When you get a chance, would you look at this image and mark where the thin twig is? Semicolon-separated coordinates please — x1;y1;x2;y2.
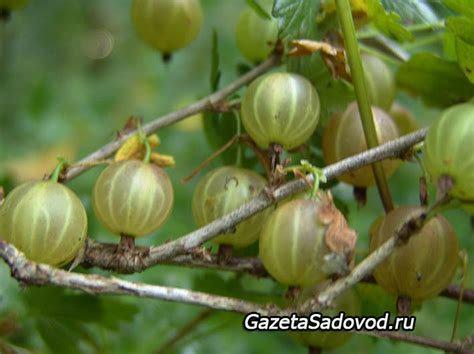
63;54;280;181
358;330;472;354
181;135;239;184
155;309;213;354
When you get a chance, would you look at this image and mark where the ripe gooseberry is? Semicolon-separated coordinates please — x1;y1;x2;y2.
241;72;320;150
131;0;203;58
290;286;361;350
322;102;401;187
362;53;395;111
0;180;87;266
370;205;459;301
235;0;278;63
259;192;356;287
192;166;269;248
423;102;474;201
92;159;174;237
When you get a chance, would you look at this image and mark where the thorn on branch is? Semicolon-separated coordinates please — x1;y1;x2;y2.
217;244;234;265
419;176;428;206
353;186;367;208
396;212;426;245
436;175;454;204
308;346;322;354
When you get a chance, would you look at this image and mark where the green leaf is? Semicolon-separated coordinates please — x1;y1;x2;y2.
210;30;221;92
99;297;139;330
355;283;396;317
381;0;439;23
24;288;102;323
396;52;474;107
23;288;138;353
246;0;272;20
27;79;52;119
36;319;101;354
192;273;282;304
366;0;414;42
272;0;320;38
444;0;474;19
446;16;474;82
203;111;238;165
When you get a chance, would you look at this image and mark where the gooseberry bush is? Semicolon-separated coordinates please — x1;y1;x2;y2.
0;1;473;353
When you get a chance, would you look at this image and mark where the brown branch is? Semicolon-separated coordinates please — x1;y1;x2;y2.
155;309;213;354
81;243;474;305
441;285;474;305
1;241;471;354
359;330;473;354
81;239;269;277
180;135;239;184
62;54;280;182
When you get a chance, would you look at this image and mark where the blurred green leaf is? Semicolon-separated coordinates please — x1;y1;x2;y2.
99;297;139;330
24;288;102;322
210;30;221;92
23;288;137;353
444;0;474;19
27;79;51;119
203;111;238;165
36;318;87;354
236;62;254;77
272;0;320;38
246;0;272;20
355;283;396;317
316;73;355;126
446;16;474;83
366;0;413;42
381;0;439;23
192;273;282;304
396;52;474;107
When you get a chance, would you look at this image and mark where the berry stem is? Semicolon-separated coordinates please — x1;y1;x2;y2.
335;0;394;213
284;160;327;200
217;244;233;264
50;158;68;183
396;296;412;316
119;234;135;251
143;138;152;163
180;135;239;184
308;346;321;354
233;110;243;167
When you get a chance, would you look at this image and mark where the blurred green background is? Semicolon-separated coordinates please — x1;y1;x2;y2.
0;1;472;353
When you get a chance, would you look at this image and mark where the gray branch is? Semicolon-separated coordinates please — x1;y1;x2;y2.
0;241;276;315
